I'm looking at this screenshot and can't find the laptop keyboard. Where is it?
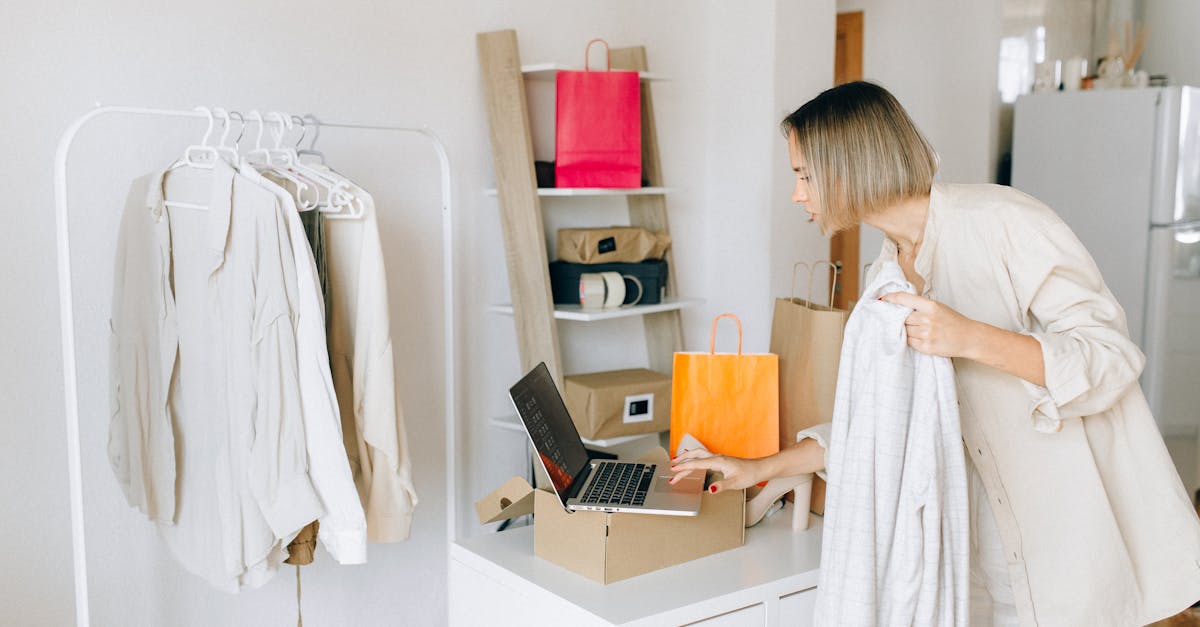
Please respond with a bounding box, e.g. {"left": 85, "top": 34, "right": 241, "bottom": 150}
{"left": 579, "top": 462, "right": 656, "bottom": 507}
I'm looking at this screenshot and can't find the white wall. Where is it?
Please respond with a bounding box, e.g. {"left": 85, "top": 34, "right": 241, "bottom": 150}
{"left": 837, "top": 0, "right": 1004, "bottom": 263}
{"left": 1141, "top": 0, "right": 1200, "bottom": 87}
{"left": 770, "top": 2, "right": 838, "bottom": 301}
{"left": 1, "top": 1, "right": 834, "bottom": 625}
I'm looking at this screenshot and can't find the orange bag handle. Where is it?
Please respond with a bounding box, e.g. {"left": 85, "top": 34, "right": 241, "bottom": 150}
{"left": 709, "top": 313, "right": 743, "bottom": 356}
{"left": 584, "top": 38, "right": 612, "bottom": 72}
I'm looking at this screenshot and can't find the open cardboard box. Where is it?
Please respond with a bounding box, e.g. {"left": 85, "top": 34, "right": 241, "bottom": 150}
{"left": 475, "top": 446, "right": 745, "bottom": 584}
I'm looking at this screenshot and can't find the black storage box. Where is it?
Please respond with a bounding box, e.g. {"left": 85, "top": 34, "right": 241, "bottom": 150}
{"left": 549, "top": 260, "right": 669, "bottom": 306}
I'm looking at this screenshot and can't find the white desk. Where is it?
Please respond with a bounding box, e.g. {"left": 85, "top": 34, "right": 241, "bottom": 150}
{"left": 449, "top": 503, "right": 824, "bottom": 626}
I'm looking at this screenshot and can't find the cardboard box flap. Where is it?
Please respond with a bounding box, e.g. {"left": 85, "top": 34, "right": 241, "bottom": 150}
{"left": 475, "top": 476, "right": 536, "bottom": 524}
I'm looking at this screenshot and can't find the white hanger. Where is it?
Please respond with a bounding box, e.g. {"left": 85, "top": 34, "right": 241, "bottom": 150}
{"left": 163, "top": 106, "right": 220, "bottom": 211}
{"left": 212, "top": 107, "right": 239, "bottom": 163}
{"left": 168, "top": 106, "right": 219, "bottom": 171}
{"left": 243, "top": 110, "right": 314, "bottom": 203}
{"left": 285, "top": 113, "right": 365, "bottom": 219}
{"left": 273, "top": 111, "right": 365, "bottom": 218}
{"left": 296, "top": 114, "right": 326, "bottom": 165}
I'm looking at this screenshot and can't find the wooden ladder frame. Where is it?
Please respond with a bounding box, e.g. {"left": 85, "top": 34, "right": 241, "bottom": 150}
{"left": 477, "top": 29, "right": 685, "bottom": 385}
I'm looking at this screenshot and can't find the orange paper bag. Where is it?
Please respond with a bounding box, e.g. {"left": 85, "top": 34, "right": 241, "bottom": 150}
{"left": 670, "top": 314, "right": 780, "bottom": 459}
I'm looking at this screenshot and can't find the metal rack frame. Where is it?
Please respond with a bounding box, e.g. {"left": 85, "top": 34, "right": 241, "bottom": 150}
{"left": 52, "top": 104, "right": 456, "bottom": 627}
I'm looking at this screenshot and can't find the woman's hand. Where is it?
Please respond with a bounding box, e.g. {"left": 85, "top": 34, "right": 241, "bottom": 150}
{"left": 669, "top": 448, "right": 764, "bottom": 494}
{"left": 880, "top": 292, "right": 982, "bottom": 359}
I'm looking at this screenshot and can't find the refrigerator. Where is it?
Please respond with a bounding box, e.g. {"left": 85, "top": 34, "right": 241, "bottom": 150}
{"left": 1012, "top": 87, "right": 1200, "bottom": 440}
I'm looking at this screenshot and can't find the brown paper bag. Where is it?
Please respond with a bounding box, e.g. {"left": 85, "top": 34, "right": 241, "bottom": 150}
{"left": 768, "top": 261, "right": 849, "bottom": 514}
{"left": 557, "top": 227, "right": 671, "bottom": 264}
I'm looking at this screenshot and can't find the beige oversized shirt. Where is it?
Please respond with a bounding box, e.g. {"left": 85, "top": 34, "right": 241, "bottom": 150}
{"left": 863, "top": 182, "right": 1200, "bottom": 626}
{"left": 322, "top": 176, "right": 418, "bottom": 542}
{"left": 109, "top": 161, "right": 323, "bottom": 591}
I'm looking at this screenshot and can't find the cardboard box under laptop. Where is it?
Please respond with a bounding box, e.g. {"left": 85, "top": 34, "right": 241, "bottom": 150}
{"left": 475, "top": 447, "right": 745, "bottom": 584}
{"left": 563, "top": 369, "right": 671, "bottom": 440}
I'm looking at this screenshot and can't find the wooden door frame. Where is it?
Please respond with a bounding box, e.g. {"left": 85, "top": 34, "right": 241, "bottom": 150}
{"left": 830, "top": 11, "right": 863, "bottom": 310}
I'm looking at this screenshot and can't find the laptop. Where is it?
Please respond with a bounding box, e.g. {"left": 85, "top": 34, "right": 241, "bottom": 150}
{"left": 508, "top": 362, "right": 704, "bottom": 516}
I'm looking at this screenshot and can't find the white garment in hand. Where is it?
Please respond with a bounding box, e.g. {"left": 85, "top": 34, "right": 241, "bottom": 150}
{"left": 814, "top": 261, "right": 970, "bottom": 627}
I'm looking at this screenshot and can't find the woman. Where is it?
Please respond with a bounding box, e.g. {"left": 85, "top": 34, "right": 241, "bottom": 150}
{"left": 670, "top": 81, "right": 1200, "bottom": 626}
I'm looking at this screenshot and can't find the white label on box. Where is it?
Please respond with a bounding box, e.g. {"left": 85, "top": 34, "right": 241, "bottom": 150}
{"left": 623, "top": 393, "right": 654, "bottom": 424}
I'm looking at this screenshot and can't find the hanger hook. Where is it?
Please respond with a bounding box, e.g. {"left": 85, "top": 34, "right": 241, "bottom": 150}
{"left": 248, "top": 110, "right": 265, "bottom": 150}
{"left": 291, "top": 114, "right": 307, "bottom": 148}
{"left": 213, "top": 107, "right": 233, "bottom": 149}
{"left": 194, "top": 106, "right": 214, "bottom": 147}
{"left": 229, "top": 111, "right": 246, "bottom": 145}
{"left": 268, "top": 111, "right": 290, "bottom": 149}
{"left": 302, "top": 114, "right": 323, "bottom": 152}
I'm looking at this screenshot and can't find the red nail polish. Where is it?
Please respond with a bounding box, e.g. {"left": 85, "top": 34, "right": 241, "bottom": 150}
{"left": 709, "top": 485, "right": 717, "bottom": 493}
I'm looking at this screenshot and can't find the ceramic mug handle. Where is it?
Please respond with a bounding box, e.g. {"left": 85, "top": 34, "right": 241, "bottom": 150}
{"left": 620, "top": 274, "right": 644, "bottom": 308}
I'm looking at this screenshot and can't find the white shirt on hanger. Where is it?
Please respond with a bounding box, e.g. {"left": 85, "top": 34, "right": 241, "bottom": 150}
{"left": 109, "top": 160, "right": 323, "bottom": 592}
{"left": 246, "top": 164, "right": 368, "bottom": 564}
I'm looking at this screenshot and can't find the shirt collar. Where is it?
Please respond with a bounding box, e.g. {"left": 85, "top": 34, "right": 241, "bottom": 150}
{"left": 144, "top": 158, "right": 236, "bottom": 276}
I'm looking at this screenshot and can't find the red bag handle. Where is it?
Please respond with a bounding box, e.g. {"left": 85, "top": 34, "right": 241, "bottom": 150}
{"left": 709, "top": 313, "right": 743, "bottom": 356}
{"left": 584, "top": 38, "right": 612, "bottom": 72}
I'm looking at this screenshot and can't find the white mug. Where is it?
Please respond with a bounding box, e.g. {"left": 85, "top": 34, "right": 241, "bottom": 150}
{"left": 579, "top": 272, "right": 645, "bottom": 309}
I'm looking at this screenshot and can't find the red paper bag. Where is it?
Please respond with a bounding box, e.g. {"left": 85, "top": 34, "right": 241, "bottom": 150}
{"left": 555, "top": 39, "right": 641, "bottom": 188}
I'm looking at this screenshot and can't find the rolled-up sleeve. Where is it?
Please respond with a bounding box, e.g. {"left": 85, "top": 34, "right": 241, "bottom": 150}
{"left": 1008, "top": 221, "right": 1146, "bottom": 432}
{"left": 796, "top": 422, "right": 831, "bottom": 481}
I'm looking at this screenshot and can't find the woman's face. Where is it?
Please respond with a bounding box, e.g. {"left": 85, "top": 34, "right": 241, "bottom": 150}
{"left": 787, "top": 133, "right": 820, "bottom": 224}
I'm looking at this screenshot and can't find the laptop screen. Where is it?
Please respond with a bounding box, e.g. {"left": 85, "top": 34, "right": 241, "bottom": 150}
{"left": 509, "top": 362, "right": 591, "bottom": 504}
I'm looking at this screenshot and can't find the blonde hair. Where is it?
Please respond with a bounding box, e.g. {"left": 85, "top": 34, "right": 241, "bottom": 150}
{"left": 781, "top": 81, "right": 938, "bottom": 234}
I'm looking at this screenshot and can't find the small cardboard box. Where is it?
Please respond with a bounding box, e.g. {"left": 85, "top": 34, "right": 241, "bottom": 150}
{"left": 475, "top": 447, "right": 745, "bottom": 584}
{"left": 563, "top": 369, "right": 671, "bottom": 440}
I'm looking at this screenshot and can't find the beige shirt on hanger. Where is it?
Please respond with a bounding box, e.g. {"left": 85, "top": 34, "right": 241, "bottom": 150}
{"left": 109, "top": 160, "right": 323, "bottom": 591}
{"left": 857, "top": 182, "right": 1200, "bottom": 626}
{"left": 249, "top": 165, "right": 368, "bottom": 564}
{"left": 322, "top": 174, "right": 418, "bottom": 542}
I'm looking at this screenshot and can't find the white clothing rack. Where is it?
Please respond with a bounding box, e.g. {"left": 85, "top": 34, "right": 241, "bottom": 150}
{"left": 52, "top": 105, "right": 457, "bottom": 627}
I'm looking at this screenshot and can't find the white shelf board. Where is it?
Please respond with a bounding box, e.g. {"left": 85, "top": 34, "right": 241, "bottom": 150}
{"left": 485, "top": 186, "right": 670, "bottom": 197}
{"left": 521, "top": 63, "right": 667, "bottom": 82}
{"left": 489, "top": 414, "right": 663, "bottom": 448}
{"left": 488, "top": 297, "right": 703, "bottom": 322}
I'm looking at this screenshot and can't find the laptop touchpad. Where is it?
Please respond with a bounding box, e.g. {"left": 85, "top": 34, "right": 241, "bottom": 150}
{"left": 658, "top": 475, "right": 702, "bottom": 493}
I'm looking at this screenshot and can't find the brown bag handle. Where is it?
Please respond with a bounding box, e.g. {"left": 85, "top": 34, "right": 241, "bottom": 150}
{"left": 789, "top": 261, "right": 840, "bottom": 306}
{"left": 584, "top": 38, "right": 612, "bottom": 72}
{"left": 709, "top": 313, "right": 743, "bottom": 356}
